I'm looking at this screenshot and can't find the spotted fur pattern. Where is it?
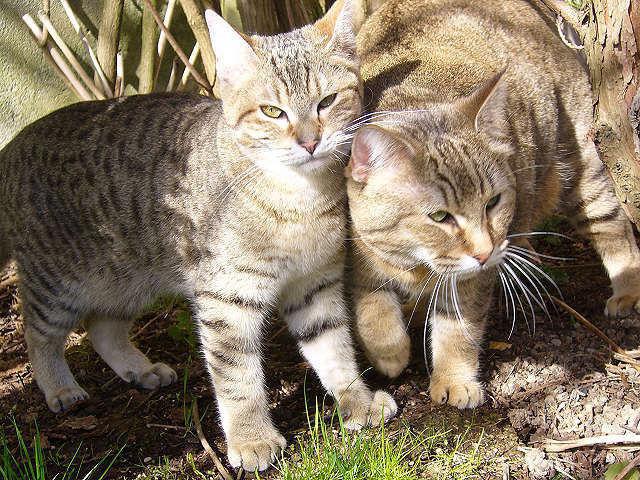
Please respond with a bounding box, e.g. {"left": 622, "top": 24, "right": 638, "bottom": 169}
{"left": 0, "top": 1, "right": 396, "bottom": 471}
{"left": 347, "top": 0, "right": 640, "bottom": 409}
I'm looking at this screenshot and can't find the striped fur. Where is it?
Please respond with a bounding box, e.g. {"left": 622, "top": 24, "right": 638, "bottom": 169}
{"left": 347, "top": 0, "right": 640, "bottom": 410}
{"left": 0, "top": 1, "right": 396, "bottom": 472}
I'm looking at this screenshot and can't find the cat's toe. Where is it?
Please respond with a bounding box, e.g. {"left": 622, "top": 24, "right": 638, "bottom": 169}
{"left": 429, "top": 378, "right": 485, "bottom": 409}
{"left": 227, "top": 430, "right": 286, "bottom": 472}
{"left": 605, "top": 294, "right": 640, "bottom": 318}
{"left": 46, "top": 385, "right": 89, "bottom": 413}
{"left": 368, "top": 390, "right": 398, "bottom": 425}
{"left": 129, "top": 362, "right": 177, "bottom": 390}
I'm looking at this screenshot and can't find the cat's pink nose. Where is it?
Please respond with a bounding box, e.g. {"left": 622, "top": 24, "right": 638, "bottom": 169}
{"left": 300, "top": 140, "right": 318, "bottom": 154}
{"left": 474, "top": 252, "right": 491, "bottom": 265}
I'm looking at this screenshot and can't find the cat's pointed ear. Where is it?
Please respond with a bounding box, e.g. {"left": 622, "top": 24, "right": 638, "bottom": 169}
{"left": 347, "top": 126, "right": 412, "bottom": 183}
{"left": 457, "top": 69, "right": 510, "bottom": 140}
{"left": 315, "top": 0, "right": 366, "bottom": 57}
{"left": 205, "top": 9, "right": 259, "bottom": 92}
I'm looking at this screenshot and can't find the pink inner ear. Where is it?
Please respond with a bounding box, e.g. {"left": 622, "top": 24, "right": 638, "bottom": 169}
{"left": 349, "top": 132, "right": 373, "bottom": 182}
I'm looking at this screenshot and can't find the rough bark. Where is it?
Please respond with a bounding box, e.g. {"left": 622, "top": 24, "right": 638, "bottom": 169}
{"left": 542, "top": 0, "right": 640, "bottom": 226}
{"left": 585, "top": 0, "right": 640, "bottom": 226}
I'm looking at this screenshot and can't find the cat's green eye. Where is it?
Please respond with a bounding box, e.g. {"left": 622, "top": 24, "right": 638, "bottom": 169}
{"left": 429, "top": 210, "right": 450, "bottom": 223}
{"left": 260, "top": 105, "right": 284, "bottom": 119}
{"left": 486, "top": 194, "right": 501, "bottom": 210}
{"left": 318, "top": 93, "right": 337, "bottom": 110}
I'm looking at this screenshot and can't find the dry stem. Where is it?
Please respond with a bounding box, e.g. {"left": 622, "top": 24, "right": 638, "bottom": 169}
{"left": 141, "top": 0, "right": 212, "bottom": 94}
{"left": 37, "top": 14, "right": 105, "bottom": 99}
{"left": 95, "top": 0, "right": 124, "bottom": 90}
{"left": 59, "top": 0, "right": 113, "bottom": 97}
{"left": 139, "top": 0, "right": 159, "bottom": 93}
{"left": 23, "top": 14, "right": 91, "bottom": 100}
{"left": 551, "top": 296, "right": 640, "bottom": 372}
{"left": 192, "top": 400, "right": 234, "bottom": 480}
{"left": 180, "top": 0, "right": 217, "bottom": 88}
{"left": 543, "top": 434, "right": 640, "bottom": 452}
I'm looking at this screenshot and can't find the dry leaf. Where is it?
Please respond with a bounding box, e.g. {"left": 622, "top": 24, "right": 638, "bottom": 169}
{"left": 61, "top": 415, "right": 98, "bottom": 431}
{"left": 489, "top": 341, "right": 512, "bottom": 351}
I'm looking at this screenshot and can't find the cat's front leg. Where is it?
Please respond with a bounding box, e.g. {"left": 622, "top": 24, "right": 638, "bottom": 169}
{"left": 193, "top": 287, "right": 285, "bottom": 472}
{"left": 429, "top": 275, "right": 491, "bottom": 409}
{"left": 281, "top": 266, "right": 397, "bottom": 429}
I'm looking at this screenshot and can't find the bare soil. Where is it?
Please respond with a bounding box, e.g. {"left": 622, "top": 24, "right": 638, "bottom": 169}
{"left": 1, "top": 217, "right": 638, "bottom": 479}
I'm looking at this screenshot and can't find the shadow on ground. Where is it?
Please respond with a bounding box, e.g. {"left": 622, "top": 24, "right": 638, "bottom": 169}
{"left": 1, "top": 217, "right": 638, "bottom": 479}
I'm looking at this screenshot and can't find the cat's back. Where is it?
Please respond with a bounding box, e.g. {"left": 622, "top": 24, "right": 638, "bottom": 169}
{"left": 0, "top": 93, "right": 221, "bottom": 215}
{"left": 359, "top": 0, "right": 587, "bottom": 110}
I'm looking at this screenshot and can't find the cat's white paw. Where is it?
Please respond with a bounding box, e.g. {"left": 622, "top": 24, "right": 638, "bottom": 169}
{"left": 368, "top": 390, "right": 398, "bottom": 425}
{"left": 370, "top": 333, "right": 411, "bottom": 378}
{"left": 227, "top": 429, "right": 286, "bottom": 472}
{"left": 126, "top": 362, "right": 177, "bottom": 389}
{"left": 429, "top": 377, "right": 485, "bottom": 409}
{"left": 339, "top": 388, "right": 397, "bottom": 430}
{"left": 46, "top": 385, "right": 89, "bottom": 413}
{"left": 605, "top": 293, "right": 640, "bottom": 318}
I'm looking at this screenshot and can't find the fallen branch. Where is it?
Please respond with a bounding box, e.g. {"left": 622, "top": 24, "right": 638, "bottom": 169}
{"left": 543, "top": 434, "right": 640, "bottom": 453}
{"left": 192, "top": 400, "right": 234, "bottom": 480}
{"left": 141, "top": 0, "right": 212, "bottom": 94}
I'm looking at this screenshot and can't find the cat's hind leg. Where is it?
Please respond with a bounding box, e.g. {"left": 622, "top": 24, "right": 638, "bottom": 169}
{"left": 282, "top": 266, "right": 397, "bottom": 429}
{"left": 354, "top": 288, "right": 411, "bottom": 378}
{"left": 85, "top": 315, "right": 177, "bottom": 389}
{"left": 567, "top": 141, "right": 640, "bottom": 317}
{"left": 21, "top": 293, "right": 87, "bottom": 413}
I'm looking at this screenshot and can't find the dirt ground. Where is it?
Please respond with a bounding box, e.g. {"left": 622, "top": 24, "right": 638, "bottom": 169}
{"left": 1, "top": 217, "right": 639, "bottom": 479}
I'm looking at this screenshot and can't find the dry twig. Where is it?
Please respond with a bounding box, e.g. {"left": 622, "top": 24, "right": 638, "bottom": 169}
{"left": 59, "top": 0, "right": 113, "bottom": 97}
{"left": 23, "top": 14, "right": 91, "bottom": 100}
{"left": 192, "top": 400, "right": 234, "bottom": 480}
{"left": 551, "top": 296, "right": 640, "bottom": 371}
{"left": 180, "top": 0, "right": 217, "bottom": 87}
{"left": 37, "top": 14, "right": 105, "bottom": 99}
{"left": 543, "top": 434, "right": 640, "bottom": 452}
{"left": 141, "top": 0, "right": 212, "bottom": 94}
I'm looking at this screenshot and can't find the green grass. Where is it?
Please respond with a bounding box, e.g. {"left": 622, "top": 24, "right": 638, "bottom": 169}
{"left": 258, "top": 397, "right": 485, "bottom": 480}
{"left": 1, "top": 415, "right": 122, "bottom": 480}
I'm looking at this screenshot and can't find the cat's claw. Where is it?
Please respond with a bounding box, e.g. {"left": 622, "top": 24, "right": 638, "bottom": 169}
{"left": 227, "top": 430, "right": 286, "bottom": 472}
{"left": 429, "top": 377, "right": 485, "bottom": 409}
{"left": 605, "top": 293, "right": 640, "bottom": 318}
{"left": 46, "top": 385, "right": 89, "bottom": 413}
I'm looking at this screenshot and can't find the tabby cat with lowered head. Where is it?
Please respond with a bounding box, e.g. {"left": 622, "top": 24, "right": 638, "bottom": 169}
{"left": 0, "top": 1, "right": 396, "bottom": 471}
{"left": 347, "top": 0, "right": 640, "bottom": 409}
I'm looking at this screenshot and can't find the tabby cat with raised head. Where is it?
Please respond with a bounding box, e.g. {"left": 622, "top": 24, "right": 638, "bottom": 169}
{"left": 0, "top": 0, "right": 396, "bottom": 471}
{"left": 348, "top": 0, "right": 640, "bottom": 409}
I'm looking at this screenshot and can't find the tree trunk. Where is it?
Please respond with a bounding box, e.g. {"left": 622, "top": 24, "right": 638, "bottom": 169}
{"left": 584, "top": 0, "right": 640, "bottom": 226}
